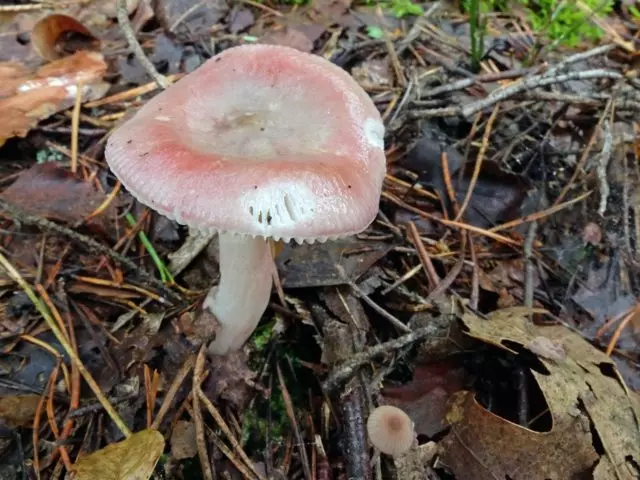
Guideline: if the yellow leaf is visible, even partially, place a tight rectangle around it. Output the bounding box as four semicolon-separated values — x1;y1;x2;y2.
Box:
72;429;164;480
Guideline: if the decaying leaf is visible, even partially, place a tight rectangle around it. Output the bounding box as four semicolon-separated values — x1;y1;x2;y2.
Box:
1;163;116;229
0;395;41;428
155;0;228;33
170;420;197;460
31;14;100;61
442;307;640;479
383;360;465;438
277;238;392;288
261;28;314;53
0;50;108;146
72;429;164;480
443;390;598;479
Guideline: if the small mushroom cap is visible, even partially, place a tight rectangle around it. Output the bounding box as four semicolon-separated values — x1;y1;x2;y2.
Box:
105;44;386;242
367;405;415;456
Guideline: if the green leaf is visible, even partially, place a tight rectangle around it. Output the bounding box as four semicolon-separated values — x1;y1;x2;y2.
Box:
366;25;385;39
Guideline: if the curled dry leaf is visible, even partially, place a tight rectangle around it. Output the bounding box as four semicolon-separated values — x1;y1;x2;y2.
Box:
72;429;164;480
443;390;598;479
0;50;108;147
31;14;100;61
444;307;640;479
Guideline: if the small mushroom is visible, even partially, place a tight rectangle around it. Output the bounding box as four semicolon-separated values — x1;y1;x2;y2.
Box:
367;405;416;456
105;44;386;355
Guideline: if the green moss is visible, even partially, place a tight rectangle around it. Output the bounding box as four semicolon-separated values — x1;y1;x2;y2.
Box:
522;0;614;47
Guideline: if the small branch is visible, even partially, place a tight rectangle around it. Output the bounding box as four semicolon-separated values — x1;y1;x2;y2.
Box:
543;44;616;78
341;380;371;480
523;221;538;309
597;119;613;216
461;69;622;118
336;265;411;334
117;0;169;90
323;323;443;391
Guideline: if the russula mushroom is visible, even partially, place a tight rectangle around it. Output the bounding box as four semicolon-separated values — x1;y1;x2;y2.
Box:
367;405;415;456
105;44;386;355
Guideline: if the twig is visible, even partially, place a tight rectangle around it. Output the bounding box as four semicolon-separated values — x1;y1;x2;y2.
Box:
543;44;616;78
197;389;264;480
0;252;132;438
70;82;83;175
553;100;612;207
462;69;621;118
341;380;371;480
425;233;467;303
420;68;538;98
277;363;312;480
407;221;440;290
0;199;182;304
336;265;411;333
382;191;520;246
468;233;479;311
597;118;613;216
193;347;214;480
151;353;195;430
168;228;215;276
322;323;444;391
117;0;169;90
456;104;500;221
523;221;538;309
489;190;592;233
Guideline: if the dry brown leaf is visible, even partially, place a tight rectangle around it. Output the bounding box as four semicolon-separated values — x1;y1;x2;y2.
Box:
0;395;41;428
444;307;640;480
260;28;314;53
72;429;164;480
155;0;228;33
170;420;197;460
31;14;99;61
1;163;116;229
0;50;107;146
443;390;598;479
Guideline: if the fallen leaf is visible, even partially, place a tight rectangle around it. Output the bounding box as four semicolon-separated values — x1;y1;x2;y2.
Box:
117;33;182;85
31;14;99;61
401;124;530;227
72;429;165;480
228;6;255;34
260;28;314;53
277;238;392;288
383;360;465;438
170;420;197;460
156;0;228;33
202;350;257;410
0;395;40;428
309;0;354;26
351;58;392;87
0;50;108;146
445;307;640;479
1;163;116;229
443;390;598;479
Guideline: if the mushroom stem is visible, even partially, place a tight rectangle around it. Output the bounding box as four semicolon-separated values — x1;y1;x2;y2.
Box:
204;233;274;355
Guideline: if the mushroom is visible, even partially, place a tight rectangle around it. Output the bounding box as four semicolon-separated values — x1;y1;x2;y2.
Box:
105;44;386;355
367;405;416;456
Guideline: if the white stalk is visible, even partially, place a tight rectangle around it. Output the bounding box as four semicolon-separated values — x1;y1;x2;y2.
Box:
204;233;274;355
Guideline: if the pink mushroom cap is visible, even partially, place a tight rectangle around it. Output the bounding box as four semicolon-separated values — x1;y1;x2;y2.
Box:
105;44;386;242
